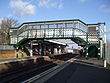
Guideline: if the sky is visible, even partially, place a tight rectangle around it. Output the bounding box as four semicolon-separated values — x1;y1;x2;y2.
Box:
0;0;110;40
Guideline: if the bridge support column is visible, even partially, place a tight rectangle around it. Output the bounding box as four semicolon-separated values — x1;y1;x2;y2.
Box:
39;43;42;55
51;45;54;54
97;48;100;59
82;46;87;58
41;44;45;56
21;51;24;57
30;42;33;56
54;48;58;54
100;40;103;58
16;47;19;58
30;49;33;56
58;48;61;54
48;43;54;55
57;46;61;54
48;48;51;55
86;47;88;58
38;42;40;55
43;45;46;56
16;50;19;58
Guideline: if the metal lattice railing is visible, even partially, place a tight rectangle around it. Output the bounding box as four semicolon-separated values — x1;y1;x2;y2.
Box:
14;27;89;44
10;27;99;45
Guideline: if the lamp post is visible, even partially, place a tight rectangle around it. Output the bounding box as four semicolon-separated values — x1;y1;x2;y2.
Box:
16;47;19;58
21;46;24;58
99;22;107;67
103;23;107;67
30;41;33;56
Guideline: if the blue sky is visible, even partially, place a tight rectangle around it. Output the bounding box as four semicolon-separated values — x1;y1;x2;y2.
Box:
0;0;110;40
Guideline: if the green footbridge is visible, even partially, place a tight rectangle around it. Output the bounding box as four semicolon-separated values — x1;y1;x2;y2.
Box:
10;19;102;57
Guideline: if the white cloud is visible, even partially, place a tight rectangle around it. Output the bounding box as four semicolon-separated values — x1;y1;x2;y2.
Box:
78;0;88;3
10;0;36;17
100;4;106;9
100;4;110;13
103;9;110;13
38;0;63;9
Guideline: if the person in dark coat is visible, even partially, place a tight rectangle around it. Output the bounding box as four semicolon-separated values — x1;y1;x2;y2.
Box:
80;49;83;57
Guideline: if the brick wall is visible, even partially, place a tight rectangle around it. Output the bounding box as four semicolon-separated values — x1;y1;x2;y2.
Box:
0;50;27;58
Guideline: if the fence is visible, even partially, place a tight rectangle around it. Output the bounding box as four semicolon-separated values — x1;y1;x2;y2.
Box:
0;44;15;50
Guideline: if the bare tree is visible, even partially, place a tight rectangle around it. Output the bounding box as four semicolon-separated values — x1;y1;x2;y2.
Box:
0;18;19;44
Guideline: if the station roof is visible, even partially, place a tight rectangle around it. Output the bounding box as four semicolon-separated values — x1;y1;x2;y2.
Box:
45;39;67;46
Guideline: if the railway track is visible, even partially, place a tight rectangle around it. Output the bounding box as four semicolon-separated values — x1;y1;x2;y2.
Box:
0;61;57;83
0;54;78;83
22;60;71;83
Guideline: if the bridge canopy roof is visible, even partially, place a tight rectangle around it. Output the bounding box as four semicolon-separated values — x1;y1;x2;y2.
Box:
10;19;99;29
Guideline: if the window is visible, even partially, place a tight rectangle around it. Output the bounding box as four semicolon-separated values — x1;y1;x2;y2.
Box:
33;25;40;29
88;27;96;32
58;24;65;28
44;25;49;28
79;23;87;32
49;24;55;28
66;23;73;28
41;25;45;28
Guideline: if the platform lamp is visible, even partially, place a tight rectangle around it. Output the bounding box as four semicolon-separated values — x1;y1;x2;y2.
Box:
16;47;19;58
21;46;24;58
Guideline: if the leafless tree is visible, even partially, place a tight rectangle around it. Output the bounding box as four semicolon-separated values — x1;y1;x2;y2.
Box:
0;18;19;44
